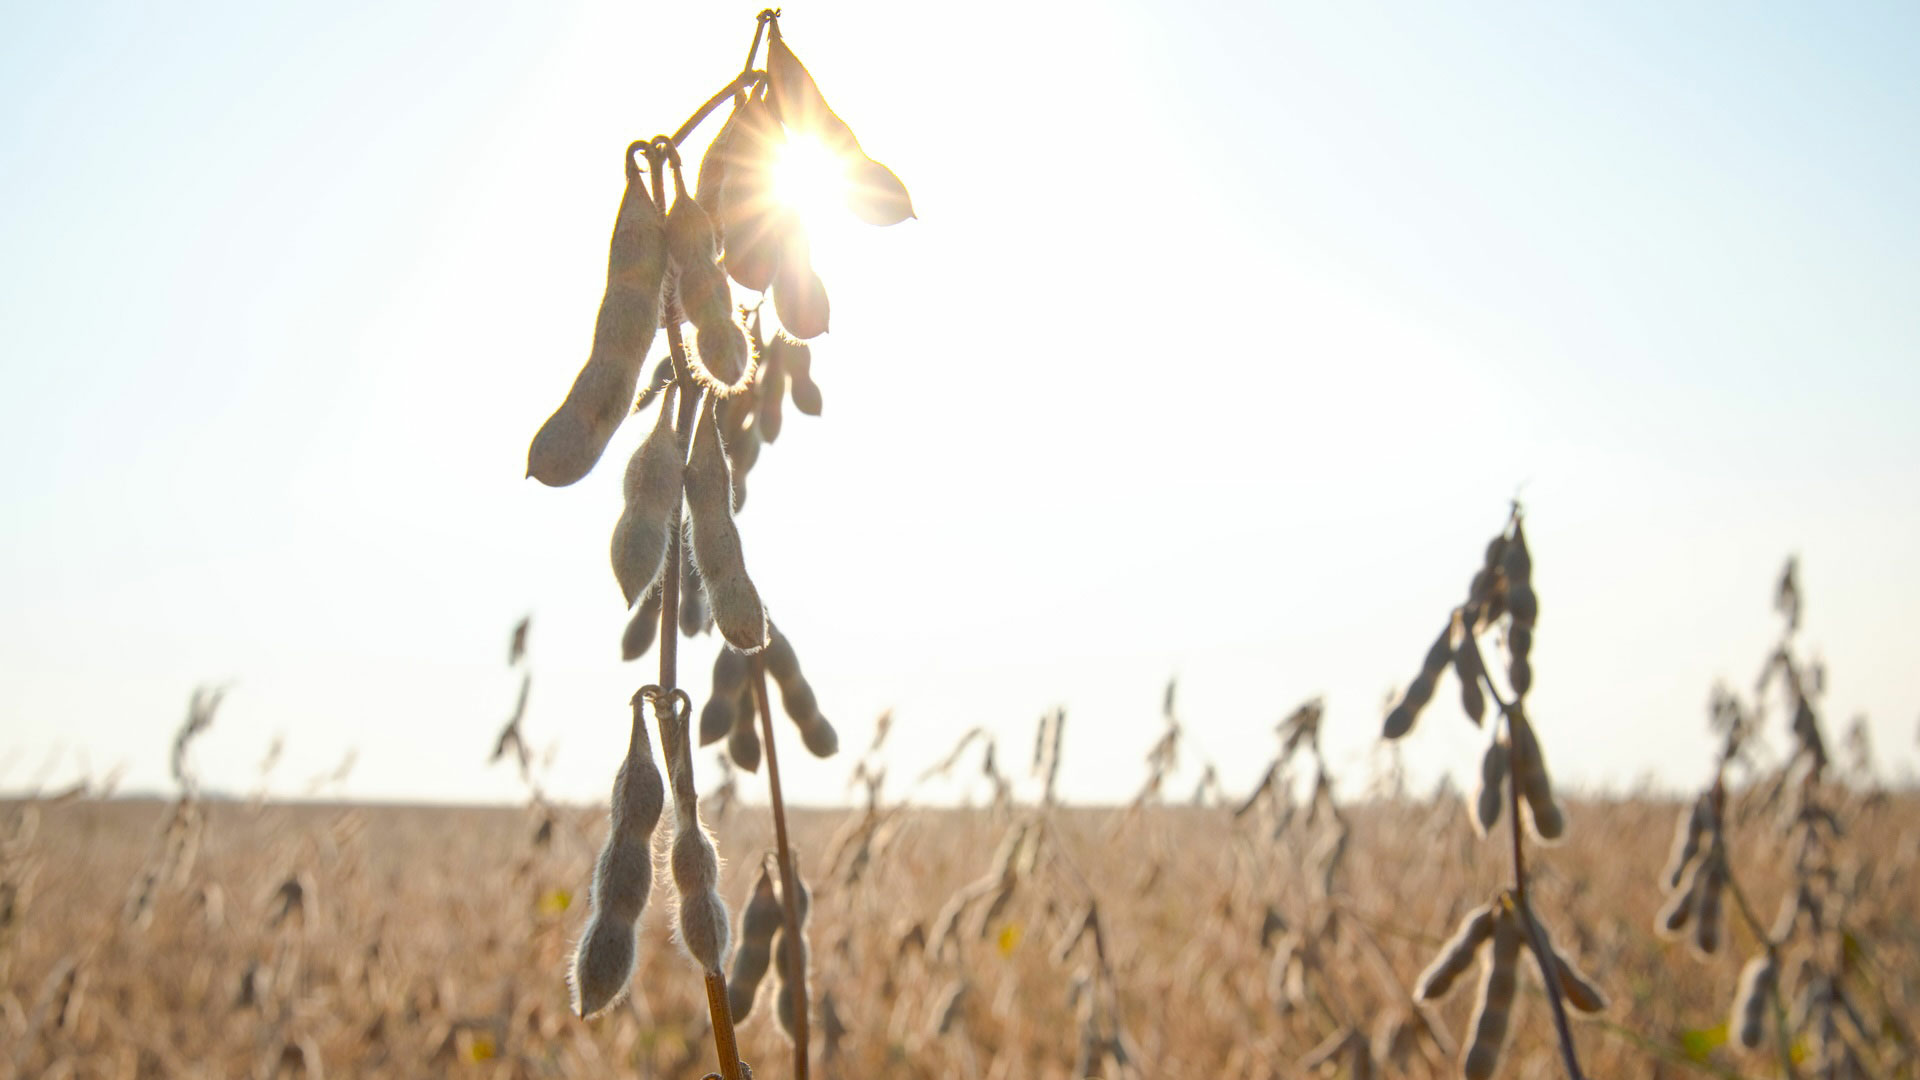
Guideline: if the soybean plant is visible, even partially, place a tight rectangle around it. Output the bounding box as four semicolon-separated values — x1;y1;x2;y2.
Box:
1654;559;1911;1079
522;12;911;1080
1380;506;1603;1080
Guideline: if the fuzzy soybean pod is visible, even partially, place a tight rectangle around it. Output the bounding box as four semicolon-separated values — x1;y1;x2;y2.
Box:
1507;710;1565;841
718;390;762;477
1472;739;1510;837
1505;526;1537;697
669;810;731;973
570;704;666;1018
695;102;744;227
683;400;769;651
1691;854;1725;955
717;97;785;294
609;392;685;606
1663;796;1708;889
700;647;749;747
698;682;751;760
679;557;711;638
1657;856;1701;937
780;335;822;416
621;587;663;661
529;152;668;488
1507;624;1534;697
843;156;915;226
1383;620;1454;738
772;225;830;340
756;339;787;444
763;28;915;226
1415;902;1496;1001
765;28;858;153
727;703;762;773
1731;954;1776;1049
764;626;838;757
772;868;813;1042
1530;926;1608;1013
1454;639;1487;726
728;866;782;1021
1462;906;1522;1080
666;176;751;389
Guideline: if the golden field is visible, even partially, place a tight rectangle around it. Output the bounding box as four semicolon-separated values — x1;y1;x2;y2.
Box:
3;789;1915;1080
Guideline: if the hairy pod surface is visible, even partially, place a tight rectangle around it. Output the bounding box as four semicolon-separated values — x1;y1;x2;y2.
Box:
1416;902;1496;1001
1463;908;1522;1080
569;913;637;1019
529;163;668;487
632;356;675;414
594;744;666;925
571;712;666;1018
684;399;768;651
666;183;750;388
621;588;662;661
670;822;730;972
610;396;685;606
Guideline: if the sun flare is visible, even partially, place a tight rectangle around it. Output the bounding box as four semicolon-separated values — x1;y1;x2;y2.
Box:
770;132;850;231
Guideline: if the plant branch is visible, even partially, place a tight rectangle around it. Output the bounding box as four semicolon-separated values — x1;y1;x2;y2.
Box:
744;10;778;76
652;322;742;1080
670;70;766;149
1715;842;1803;1080
752;659;810;1080
1503;707;1587;1080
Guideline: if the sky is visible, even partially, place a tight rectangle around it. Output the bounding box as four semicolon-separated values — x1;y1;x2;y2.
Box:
3;1;1918;809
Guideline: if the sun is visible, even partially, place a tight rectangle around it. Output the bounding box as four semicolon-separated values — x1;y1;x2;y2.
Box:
770;132;851;231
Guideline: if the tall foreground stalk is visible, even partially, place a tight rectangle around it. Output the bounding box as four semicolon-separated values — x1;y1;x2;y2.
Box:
523;13;911;1078
1382;506;1603;1080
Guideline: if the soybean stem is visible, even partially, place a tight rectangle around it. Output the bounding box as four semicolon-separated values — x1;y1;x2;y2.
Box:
704;971;746;1080
655;321;742;1080
670;70;766;149
744;10;777;76
751;659;811;1080
1502;705;1587;1080
1714;831;1803;1080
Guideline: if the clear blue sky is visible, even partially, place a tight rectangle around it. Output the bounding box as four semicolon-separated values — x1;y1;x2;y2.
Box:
4;1;1917;806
